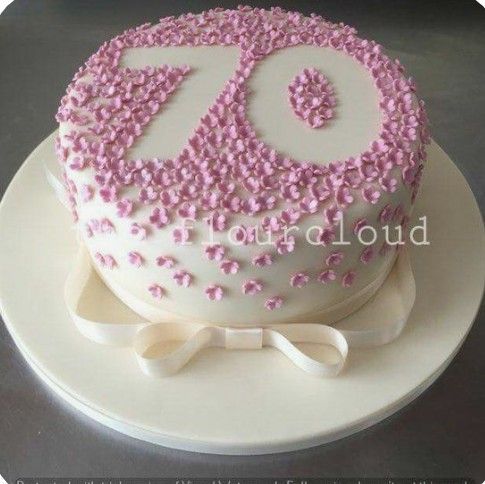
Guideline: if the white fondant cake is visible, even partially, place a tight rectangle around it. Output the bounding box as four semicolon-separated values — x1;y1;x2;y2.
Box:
56;7;429;327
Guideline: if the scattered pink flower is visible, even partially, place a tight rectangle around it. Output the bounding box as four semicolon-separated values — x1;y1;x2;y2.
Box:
130;223;148;240
325;251;344;267
342;271;357;288
204;244;225;261
148;284;164;299
116;199;134;218
265;296;283;311
242;279;263;295
220;259;240;275
290;272;309;288
156;255;176;268
128;251;144;267
252;252;273;267
149;207;170;228
318;269;337;284
205;284;223;301
360;247;375;264
173;270;192;287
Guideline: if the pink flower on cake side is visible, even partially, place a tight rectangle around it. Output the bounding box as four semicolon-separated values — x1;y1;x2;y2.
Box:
172;227;190;245
360;247;375;264
219;259;240;275
265;296;283;311
275;234;295;255
149;207;170;228
128;251;144;267
353;218;369;236
342;271;357;288
95;252;117;269
379;204;394;224
362;186;381;204
130;223;148;240
173;270;192;287
318;269;337;284
252;252;273;267
205;284;223;301
148;284;164;299
242;279;263;295
156;255;176;268
204;244;225;261
116;198;134;218
317;227;336;246
100;218;115;234
325;251;344;267
290;272;309;288
177;202;197;219
99;185;117;203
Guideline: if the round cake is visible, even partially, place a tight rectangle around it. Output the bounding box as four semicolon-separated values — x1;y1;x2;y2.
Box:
55;6;429;326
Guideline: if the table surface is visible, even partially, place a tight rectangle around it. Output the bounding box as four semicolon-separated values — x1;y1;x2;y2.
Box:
0;0;484;481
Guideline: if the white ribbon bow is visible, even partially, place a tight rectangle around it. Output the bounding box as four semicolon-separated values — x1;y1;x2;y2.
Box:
65;243;415;378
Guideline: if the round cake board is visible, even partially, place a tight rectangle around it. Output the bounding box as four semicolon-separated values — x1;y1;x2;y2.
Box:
0;133;483;455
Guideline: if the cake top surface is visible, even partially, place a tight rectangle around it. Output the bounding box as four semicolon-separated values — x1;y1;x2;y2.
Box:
56;6;429;226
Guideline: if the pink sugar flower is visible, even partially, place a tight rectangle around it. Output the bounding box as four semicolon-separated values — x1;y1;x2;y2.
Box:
360;247;375;264
220;259;240;275
207;211;227;232
139;186;159;204
95;253;117;269
353;218;369;236
336;187;354;207
317;227;336;246
148;284;164;299
99;185;117;203
261;216;282;234
100;218;115;234
300;197;319;214
128;251;144;267
275;234;296;255
173;270;192;287
325;251;344;267
204;244;225;261
149;207;170;228
324;205;342;225
379;175;398;193
280;207;301;225
379;204;394;224
362;186;381;204
156;255;176;268
290;272;309;288
116;199;134;218
172;227;190;245
318;269;337;284
178;202;197;219
265;296;283;311
342;271;357;288
252;252;273;267
80;184;94;202
130;223;148;241
310;184;331;202
242;279;263;295
205;284;223;301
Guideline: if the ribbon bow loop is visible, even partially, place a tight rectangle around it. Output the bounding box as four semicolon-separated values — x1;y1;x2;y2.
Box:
133;322;349;378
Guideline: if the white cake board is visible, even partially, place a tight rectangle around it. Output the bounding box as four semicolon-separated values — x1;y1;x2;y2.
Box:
0;134;483;455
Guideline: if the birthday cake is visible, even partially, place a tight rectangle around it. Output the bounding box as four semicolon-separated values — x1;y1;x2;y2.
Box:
55;6;429;327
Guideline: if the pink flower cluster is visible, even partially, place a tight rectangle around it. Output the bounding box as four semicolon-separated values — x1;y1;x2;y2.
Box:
288;68;336;128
